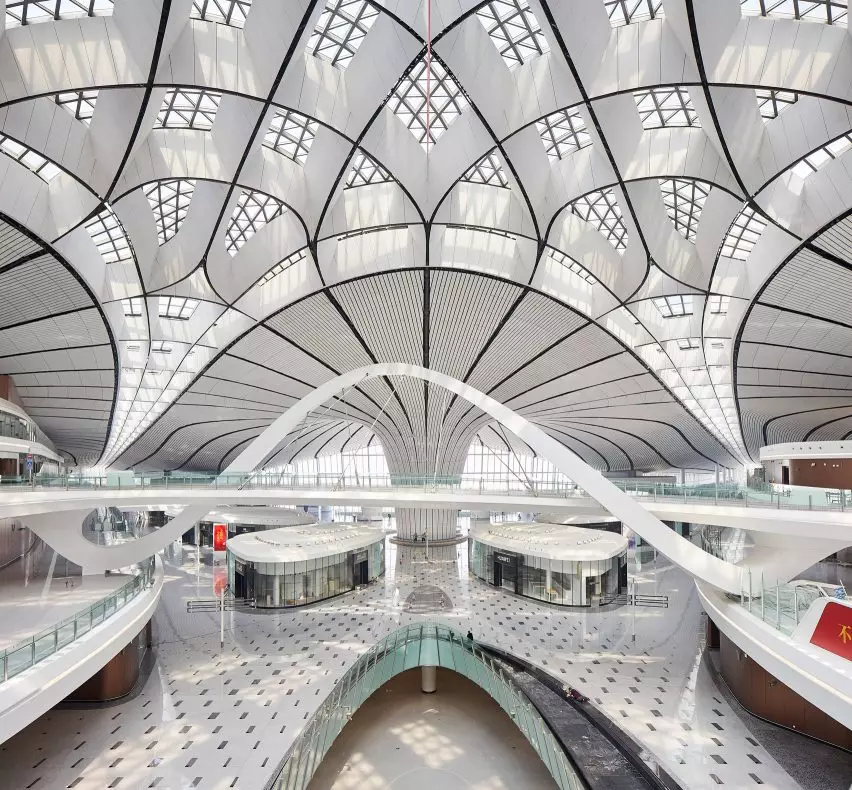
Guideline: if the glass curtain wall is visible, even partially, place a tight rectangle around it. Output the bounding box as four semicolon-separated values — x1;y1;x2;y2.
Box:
468;537;626;607
227;540;385;608
268;442;389;486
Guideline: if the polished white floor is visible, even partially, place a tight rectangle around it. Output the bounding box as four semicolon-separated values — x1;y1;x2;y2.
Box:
0;546;128;651
308;669;557;790
0;536;827;790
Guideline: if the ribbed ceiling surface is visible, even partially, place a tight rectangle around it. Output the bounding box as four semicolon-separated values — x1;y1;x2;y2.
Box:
0;0;849;472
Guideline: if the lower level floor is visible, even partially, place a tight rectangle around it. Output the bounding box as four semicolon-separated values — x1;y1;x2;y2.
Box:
1;536;851;790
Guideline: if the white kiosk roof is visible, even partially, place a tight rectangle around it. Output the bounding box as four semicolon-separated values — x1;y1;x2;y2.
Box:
472;522;627;563
227;523;385;564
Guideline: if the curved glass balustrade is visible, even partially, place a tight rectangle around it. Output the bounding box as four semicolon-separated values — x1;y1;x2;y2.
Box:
697;525;839;635
265;622;585;790
0;405;56;452
0;557;156;683
5;473;852;515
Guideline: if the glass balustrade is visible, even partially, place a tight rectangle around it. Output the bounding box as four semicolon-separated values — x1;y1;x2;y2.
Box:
0;557;156;684
265;622;585;790
3;473;851;514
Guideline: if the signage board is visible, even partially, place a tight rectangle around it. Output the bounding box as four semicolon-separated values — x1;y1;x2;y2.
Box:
494;553;515;565
213;523;227;552
809;601;852;660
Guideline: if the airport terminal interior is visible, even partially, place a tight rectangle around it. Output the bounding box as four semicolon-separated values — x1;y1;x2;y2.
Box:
1;1;852;788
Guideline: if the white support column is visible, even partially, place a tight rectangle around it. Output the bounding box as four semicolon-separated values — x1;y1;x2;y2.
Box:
421;665;437;693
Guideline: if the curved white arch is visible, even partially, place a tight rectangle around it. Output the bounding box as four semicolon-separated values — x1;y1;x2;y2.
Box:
27;364;759;591
224;363;745;593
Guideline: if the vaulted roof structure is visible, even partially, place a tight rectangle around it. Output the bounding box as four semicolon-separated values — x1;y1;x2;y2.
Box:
0;0;850;474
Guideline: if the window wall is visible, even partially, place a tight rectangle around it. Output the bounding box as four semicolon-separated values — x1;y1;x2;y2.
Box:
468;537;626;607
227;540;385;608
268;442;389;486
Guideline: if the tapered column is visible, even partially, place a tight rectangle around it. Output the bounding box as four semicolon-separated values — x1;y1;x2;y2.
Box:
395;508;458;541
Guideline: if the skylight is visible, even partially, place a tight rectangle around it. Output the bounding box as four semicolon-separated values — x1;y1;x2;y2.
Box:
740;0;847;25
151;340;173;354
158;296;199;320
660;178;710;242
653;294;694;318
755;88;798;120
5;0;113;26
461;151;508;187
634;86;699;129
549;249;597;284
536;108;592;161
260;249;307;285
345;150;392;188
790;132;852;179
191;0;252;27
569;188;629;252
708;294;731;314
263;109;317;165
121;297;143;317
144;179;196;245
390;58;468;150
307;0;378;70
604;0;664;27
86;206;132;265
55;90;98;125
476;0;550;68
155;89;221;131
721;205;766;260
225;190;286;254
0;134;60;182
677;337;700;350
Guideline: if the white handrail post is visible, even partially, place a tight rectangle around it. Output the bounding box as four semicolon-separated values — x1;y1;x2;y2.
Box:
794;585;799;626
748;568;752;613
220;587;225;649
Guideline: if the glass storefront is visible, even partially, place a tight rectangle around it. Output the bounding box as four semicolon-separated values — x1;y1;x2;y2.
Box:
227;539;385;608
468;537;626;607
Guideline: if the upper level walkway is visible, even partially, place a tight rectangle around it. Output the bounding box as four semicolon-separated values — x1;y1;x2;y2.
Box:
3;473;850;591
1;474;851;542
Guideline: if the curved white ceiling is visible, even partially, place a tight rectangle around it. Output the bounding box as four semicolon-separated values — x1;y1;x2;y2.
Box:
0;0;848;472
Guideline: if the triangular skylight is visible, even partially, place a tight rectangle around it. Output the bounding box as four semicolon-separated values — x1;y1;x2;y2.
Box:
144;179;196;245
660;178;709;242
225;190;286;254
569;188;629;252
461;151;508;187
390;58;468;150
476;0;550;68
308;0;378;70
345;150;392;188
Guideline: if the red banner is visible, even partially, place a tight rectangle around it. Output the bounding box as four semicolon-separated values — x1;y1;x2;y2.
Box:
213;523;227;552
809;601;852;660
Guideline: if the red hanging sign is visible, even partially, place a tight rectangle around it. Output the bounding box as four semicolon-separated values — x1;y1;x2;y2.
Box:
213;523;227;552
809;601;852;660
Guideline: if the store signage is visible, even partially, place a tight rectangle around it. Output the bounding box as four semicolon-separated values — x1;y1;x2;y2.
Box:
494;553;515;564
213;523;227;552
809;601;852;660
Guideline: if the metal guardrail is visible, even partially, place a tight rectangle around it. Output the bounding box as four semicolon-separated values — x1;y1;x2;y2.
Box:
264;622;587;790
1;473;849;515
0;556;156;683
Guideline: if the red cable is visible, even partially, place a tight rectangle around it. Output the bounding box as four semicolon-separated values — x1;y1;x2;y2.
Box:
426;0;432;155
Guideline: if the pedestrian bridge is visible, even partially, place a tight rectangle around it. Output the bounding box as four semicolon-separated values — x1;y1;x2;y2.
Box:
5;362;852;593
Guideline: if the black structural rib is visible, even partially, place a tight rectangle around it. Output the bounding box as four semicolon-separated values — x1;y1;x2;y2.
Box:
478;643;683;790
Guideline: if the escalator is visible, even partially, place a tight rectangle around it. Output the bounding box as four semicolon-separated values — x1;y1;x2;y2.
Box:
478;644;683;790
